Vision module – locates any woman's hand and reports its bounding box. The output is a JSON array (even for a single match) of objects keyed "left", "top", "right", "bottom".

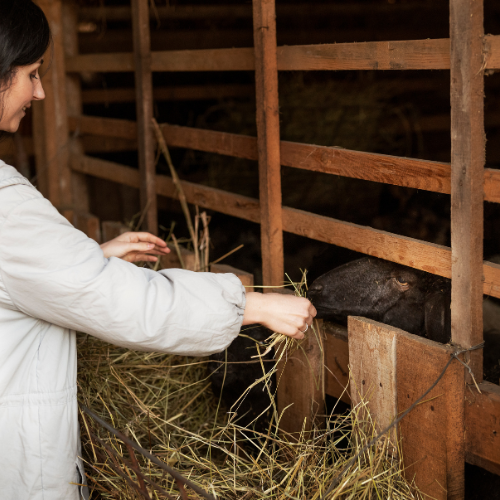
[
  {"left": 100, "top": 232, "right": 170, "bottom": 263},
  {"left": 242, "top": 292, "right": 317, "bottom": 339}
]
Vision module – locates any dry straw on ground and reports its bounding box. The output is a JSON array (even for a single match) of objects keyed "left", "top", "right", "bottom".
[{"left": 77, "top": 332, "right": 423, "bottom": 500}]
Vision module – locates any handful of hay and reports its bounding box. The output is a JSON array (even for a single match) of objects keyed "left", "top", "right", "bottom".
[{"left": 77, "top": 333, "right": 422, "bottom": 499}]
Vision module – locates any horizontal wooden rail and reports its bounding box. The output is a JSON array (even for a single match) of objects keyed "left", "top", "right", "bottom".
[
  {"left": 69, "top": 153, "right": 500, "bottom": 298},
  {"left": 81, "top": 84, "right": 254, "bottom": 104},
  {"left": 66, "top": 35, "right": 500, "bottom": 73},
  {"left": 68, "top": 116, "right": 500, "bottom": 203},
  {"left": 322, "top": 325, "right": 500, "bottom": 477}
]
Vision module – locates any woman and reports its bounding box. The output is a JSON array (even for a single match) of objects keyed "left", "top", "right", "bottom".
[{"left": 0, "top": 1, "right": 316, "bottom": 499}]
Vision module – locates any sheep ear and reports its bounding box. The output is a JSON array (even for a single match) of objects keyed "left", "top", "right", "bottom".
[{"left": 424, "top": 292, "right": 451, "bottom": 344}]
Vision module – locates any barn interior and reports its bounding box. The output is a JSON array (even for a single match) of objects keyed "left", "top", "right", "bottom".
[{"left": 2, "top": 0, "right": 500, "bottom": 498}]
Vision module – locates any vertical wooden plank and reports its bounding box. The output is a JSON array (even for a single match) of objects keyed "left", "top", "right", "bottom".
[
  {"left": 450, "top": 0, "right": 485, "bottom": 381},
  {"left": 131, "top": 0, "right": 157, "bottom": 234},
  {"left": 62, "top": 0, "right": 90, "bottom": 212},
  {"left": 323, "top": 323, "right": 350, "bottom": 405},
  {"left": 277, "top": 318, "right": 324, "bottom": 434},
  {"left": 33, "top": 0, "right": 72, "bottom": 208},
  {"left": 397, "top": 332, "right": 465, "bottom": 500},
  {"left": 348, "top": 318, "right": 398, "bottom": 446},
  {"left": 252, "top": 0, "right": 284, "bottom": 287},
  {"left": 348, "top": 317, "right": 465, "bottom": 500}
]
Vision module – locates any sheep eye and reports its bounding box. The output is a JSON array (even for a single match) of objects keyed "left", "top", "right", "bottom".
[{"left": 394, "top": 277, "right": 410, "bottom": 290}]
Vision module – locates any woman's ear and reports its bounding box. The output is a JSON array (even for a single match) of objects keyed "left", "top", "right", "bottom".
[{"left": 424, "top": 291, "right": 451, "bottom": 344}]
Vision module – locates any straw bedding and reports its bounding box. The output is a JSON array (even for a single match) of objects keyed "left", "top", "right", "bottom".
[{"left": 77, "top": 331, "right": 423, "bottom": 499}]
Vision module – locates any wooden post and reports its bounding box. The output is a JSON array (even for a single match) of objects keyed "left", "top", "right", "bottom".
[
  {"left": 349, "top": 317, "right": 465, "bottom": 500},
  {"left": 131, "top": 0, "right": 157, "bottom": 234},
  {"left": 62, "top": 0, "right": 90, "bottom": 212},
  {"left": 252, "top": 0, "right": 284, "bottom": 288},
  {"left": 449, "top": 0, "right": 485, "bottom": 382},
  {"left": 33, "top": 0, "right": 72, "bottom": 209}
]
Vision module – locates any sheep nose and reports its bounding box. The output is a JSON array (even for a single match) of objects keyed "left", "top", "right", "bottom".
[{"left": 308, "top": 283, "right": 324, "bottom": 296}]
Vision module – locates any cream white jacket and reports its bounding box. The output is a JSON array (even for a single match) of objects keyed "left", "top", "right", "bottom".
[{"left": 0, "top": 161, "right": 245, "bottom": 499}]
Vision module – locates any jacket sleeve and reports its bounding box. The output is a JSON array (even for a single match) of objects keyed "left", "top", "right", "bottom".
[{"left": 0, "top": 195, "right": 246, "bottom": 356}]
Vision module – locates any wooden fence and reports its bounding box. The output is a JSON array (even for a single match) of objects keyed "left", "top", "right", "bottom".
[{"left": 32, "top": 1, "right": 500, "bottom": 498}]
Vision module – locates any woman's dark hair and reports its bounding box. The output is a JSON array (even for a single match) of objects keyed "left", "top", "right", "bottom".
[{"left": 0, "top": 0, "right": 51, "bottom": 130}]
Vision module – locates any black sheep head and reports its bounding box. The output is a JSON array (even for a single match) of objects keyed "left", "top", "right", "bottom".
[{"left": 308, "top": 257, "right": 451, "bottom": 344}]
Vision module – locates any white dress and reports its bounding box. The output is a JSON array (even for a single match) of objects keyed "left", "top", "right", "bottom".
[{"left": 0, "top": 161, "right": 246, "bottom": 499}]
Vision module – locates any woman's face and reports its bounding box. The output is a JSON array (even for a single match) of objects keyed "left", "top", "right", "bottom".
[{"left": 0, "top": 59, "right": 45, "bottom": 133}]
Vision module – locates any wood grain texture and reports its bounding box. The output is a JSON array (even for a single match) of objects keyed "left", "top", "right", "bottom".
[
  {"left": 450, "top": 0, "right": 485, "bottom": 382},
  {"left": 131, "top": 0, "right": 157, "bottom": 233},
  {"left": 69, "top": 154, "right": 500, "bottom": 299},
  {"left": 323, "top": 323, "right": 350, "bottom": 404},
  {"left": 323, "top": 320, "right": 500, "bottom": 475},
  {"left": 210, "top": 263, "right": 254, "bottom": 292},
  {"left": 81, "top": 84, "right": 254, "bottom": 104},
  {"left": 348, "top": 317, "right": 465, "bottom": 499},
  {"left": 64, "top": 35, "right": 500, "bottom": 74},
  {"left": 33, "top": 0, "right": 71, "bottom": 208},
  {"left": 277, "top": 38, "right": 450, "bottom": 71},
  {"left": 348, "top": 318, "right": 398, "bottom": 446},
  {"left": 253, "top": 0, "right": 284, "bottom": 287},
  {"left": 396, "top": 327, "right": 465, "bottom": 499},
  {"left": 62, "top": 2, "right": 89, "bottom": 212},
  {"left": 465, "top": 381, "right": 500, "bottom": 476},
  {"left": 152, "top": 48, "right": 254, "bottom": 72},
  {"left": 68, "top": 116, "right": 500, "bottom": 203},
  {"left": 277, "top": 319, "right": 325, "bottom": 434}
]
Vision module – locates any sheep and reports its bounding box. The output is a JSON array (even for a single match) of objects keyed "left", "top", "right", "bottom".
[{"left": 308, "top": 256, "right": 500, "bottom": 382}]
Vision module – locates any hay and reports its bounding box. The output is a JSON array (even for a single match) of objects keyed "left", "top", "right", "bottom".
[{"left": 77, "top": 333, "right": 423, "bottom": 499}]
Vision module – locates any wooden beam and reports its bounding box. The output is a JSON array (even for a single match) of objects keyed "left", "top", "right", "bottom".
[
  {"left": 450, "top": 0, "right": 485, "bottom": 383},
  {"left": 131, "top": 0, "right": 157, "bottom": 234},
  {"left": 78, "top": 3, "right": 452, "bottom": 23},
  {"left": 81, "top": 84, "right": 254, "bottom": 104},
  {"left": 33, "top": 0, "right": 72, "bottom": 208},
  {"left": 65, "top": 35, "right": 500, "bottom": 74},
  {"left": 253, "top": 0, "right": 284, "bottom": 287},
  {"left": 68, "top": 116, "right": 500, "bottom": 204},
  {"left": 69, "top": 153, "right": 500, "bottom": 300},
  {"left": 62, "top": 1, "right": 89, "bottom": 213}
]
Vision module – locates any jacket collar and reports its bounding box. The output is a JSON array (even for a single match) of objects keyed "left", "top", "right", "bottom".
[{"left": 0, "top": 160, "right": 33, "bottom": 189}]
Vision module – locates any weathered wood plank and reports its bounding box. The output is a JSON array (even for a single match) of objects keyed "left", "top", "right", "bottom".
[
  {"left": 81, "top": 84, "right": 254, "bottom": 104},
  {"left": 62, "top": 1, "right": 89, "bottom": 212},
  {"left": 396, "top": 325, "right": 465, "bottom": 499},
  {"left": 485, "top": 35, "right": 500, "bottom": 70},
  {"left": 348, "top": 318, "right": 398, "bottom": 446},
  {"left": 69, "top": 154, "right": 500, "bottom": 299},
  {"left": 65, "top": 35, "right": 500, "bottom": 73},
  {"left": 277, "top": 318, "right": 325, "bottom": 434},
  {"left": 33, "top": 0, "right": 71, "bottom": 208},
  {"left": 465, "top": 381, "right": 500, "bottom": 476},
  {"left": 253, "top": 0, "right": 284, "bottom": 288},
  {"left": 323, "top": 323, "right": 350, "bottom": 405},
  {"left": 450, "top": 0, "right": 485, "bottom": 383},
  {"left": 152, "top": 48, "right": 254, "bottom": 72},
  {"left": 67, "top": 116, "right": 500, "bottom": 203},
  {"left": 349, "top": 317, "right": 465, "bottom": 499},
  {"left": 131, "top": 0, "right": 157, "bottom": 234},
  {"left": 277, "top": 38, "right": 450, "bottom": 71},
  {"left": 324, "top": 320, "right": 500, "bottom": 476}
]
